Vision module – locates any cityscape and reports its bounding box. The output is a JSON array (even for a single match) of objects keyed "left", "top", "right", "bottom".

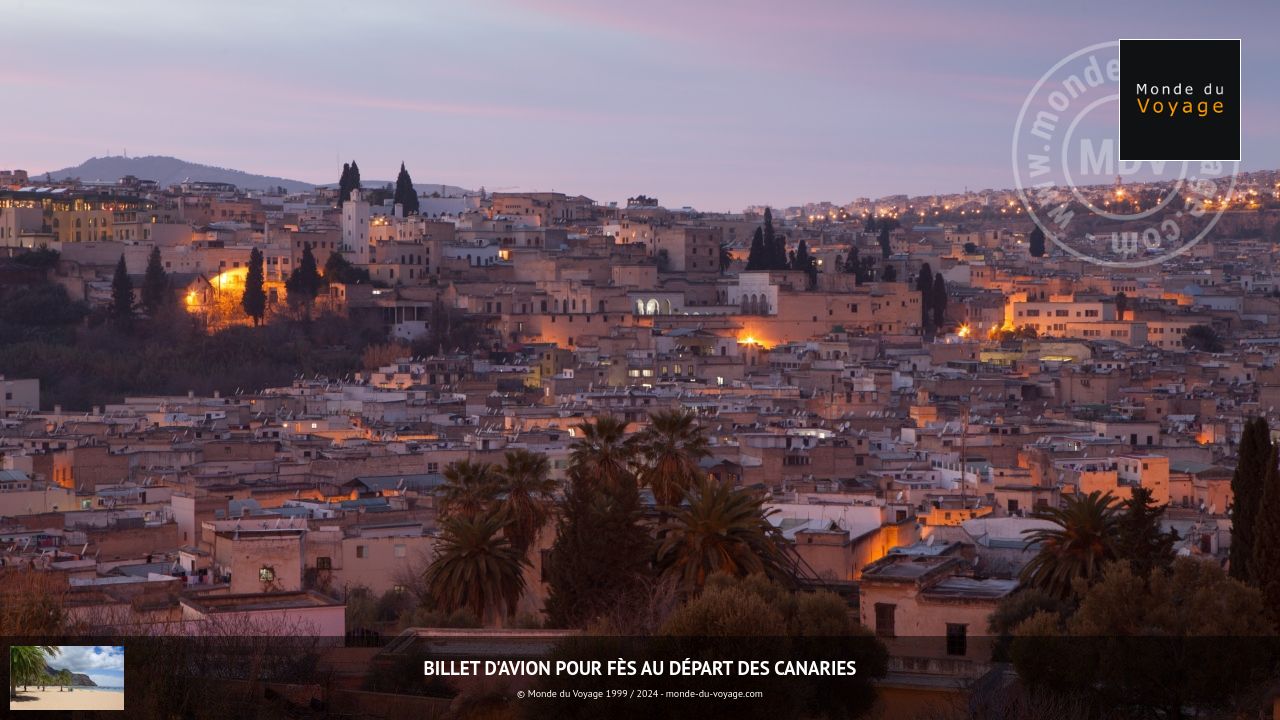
[{"left": 4, "top": 2, "right": 1280, "bottom": 719}]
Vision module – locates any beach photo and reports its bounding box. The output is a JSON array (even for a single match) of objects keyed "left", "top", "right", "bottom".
[{"left": 9, "top": 645, "right": 124, "bottom": 711}]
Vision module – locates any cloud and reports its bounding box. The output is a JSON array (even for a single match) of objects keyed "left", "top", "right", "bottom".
[{"left": 50, "top": 645, "right": 125, "bottom": 685}]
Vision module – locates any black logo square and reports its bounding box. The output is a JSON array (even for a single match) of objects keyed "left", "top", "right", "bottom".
[{"left": 1119, "top": 39, "right": 1240, "bottom": 161}]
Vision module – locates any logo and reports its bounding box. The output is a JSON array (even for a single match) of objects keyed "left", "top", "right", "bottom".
[{"left": 1012, "top": 41, "right": 1240, "bottom": 267}]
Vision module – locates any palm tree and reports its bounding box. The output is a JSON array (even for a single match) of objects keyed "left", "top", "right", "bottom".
[
  {"left": 9, "top": 645, "right": 58, "bottom": 698},
  {"left": 1020, "top": 491, "right": 1121, "bottom": 599},
  {"left": 437, "top": 460, "right": 499, "bottom": 519},
  {"left": 495, "top": 449, "right": 557, "bottom": 554},
  {"left": 568, "top": 416, "right": 637, "bottom": 496},
  {"left": 425, "top": 510, "right": 528, "bottom": 623},
  {"left": 656, "top": 478, "right": 788, "bottom": 593},
  {"left": 635, "top": 409, "right": 710, "bottom": 508},
  {"left": 57, "top": 669, "right": 71, "bottom": 692}
]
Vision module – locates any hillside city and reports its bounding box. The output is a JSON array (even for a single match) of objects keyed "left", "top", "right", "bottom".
[{"left": 3, "top": 161, "right": 1280, "bottom": 717}]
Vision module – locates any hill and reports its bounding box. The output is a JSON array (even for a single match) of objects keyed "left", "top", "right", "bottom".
[
  {"left": 42, "top": 156, "right": 314, "bottom": 193},
  {"left": 43, "top": 664, "right": 97, "bottom": 687},
  {"left": 42, "top": 155, "right": 473, "bottom": 196}
]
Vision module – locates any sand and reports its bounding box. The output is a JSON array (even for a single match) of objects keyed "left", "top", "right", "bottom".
[{"left": 9, "top": 687, "right": 125, "bottom": 711}]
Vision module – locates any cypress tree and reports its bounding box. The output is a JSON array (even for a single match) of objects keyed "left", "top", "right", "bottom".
[
  {"left": 878, "top": 225, "right": 891, "bottom": 259},
  {"left": 285, "top": 242, "right": 323, "bottom": 306},
  {"left": 917, "top": 263, "right": 934, "bottom": 330},
  {"left": 1253, "top": 443, "right": 1280, "bottom": 616},
  {"left": 763, "top": 208, "right": 784, "bottom": 270},
  {"left": 109, "top": 254, "right": 133, "bottom": 321},
  {"left": 141, "top": 245, "right": 169, "bottom": 314},
  {"left": 242, "top": 247, "right": 266, "bottom": 326},
  {"left": 349, "top": 160, "right": 361, "bottom": 195},
  {"left": 746, "top": 227, "right": 765, "bottom": 271},
  {"left": 544, "top": 475, "right": 653, "bottom": 628},
  {"left": 1231, "top": 417, "right": 1272, "bottom": 582},
  {"left": 932, "top": 274, "right": 948, "bottom": 327},
  {"left": 393, "top": 162, "right": 420, "bottom": 215},
  {"left": 882, "top": 263, "right": 898, "bottom": 282},
  {"left": 338, "top": 162, "right": 352, "bottom": 203},
  {"left": 1029, "top": 226, "right": 1046, "bottom": 257}
]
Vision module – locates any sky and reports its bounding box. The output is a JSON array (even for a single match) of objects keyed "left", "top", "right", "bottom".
[
  {"left": 50, "top": 646, "right": 125, "bottom": 687},
  {"left": 3, "top": 0, "right": 1277, "bottom": 210}
]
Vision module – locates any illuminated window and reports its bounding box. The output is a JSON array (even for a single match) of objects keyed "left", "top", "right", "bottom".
[{"left": 259, "top": 566, "right": 275, "bottom": 582}]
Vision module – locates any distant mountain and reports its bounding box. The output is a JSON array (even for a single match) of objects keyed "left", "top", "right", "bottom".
[
  {"left": 43, "top": 156, "right": 314, "bottom": 193},
  {"left": 43, "top": 664, "right": 97, "bottom": 687},
  {"left": 43, "top": 155, "right": 473, "bottom": 196}
]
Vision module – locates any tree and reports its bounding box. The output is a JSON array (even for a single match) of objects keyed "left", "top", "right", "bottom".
[
  {"left": 718, "top": 244, "right": 733, "bottom": 274},
  {"left": 1231, "top": 416, "right": 1271, "bottom": 582},
  {"left": 495, "top": 449, "right": 557, "bottom": 555},
  {"left": 1114, "top": 486, "right": 1177, "bottom": 578},
  {"left": 424, "top": 510, "right": 528, "bottom": 622},
  {"left": 931, "top": 273, "right": 948, "bottom": 327},
  {"left": 963, "top": 241, "right": 978, "bottom": 254},
  {"left": 241, "top": 247, "right": 266, "bottom": 326},
  {"left": 1183, "top": 324, "right": 1224, "bottom": 352},
  {"left": 544, "top": 471, "right": 653, "bottom": 628},
  {"left": 656, "top": 478, "right": 790, "bottom": 594},
  {"left": 1011, "top": 560, "right": 1275, "bottom": 719},
  {"left": 323, "top": 250, "right": 371, "bottom": 285},
  {"left": 57, "top": 668, "right": 71, "bottom": 692},
  {"left": 567, "top": 416, "right": 637, "bottom": 496},
  {"left": 1020, "top": 491, "right": 1120, "bottom": 599},
  {"left": 1114, "top": 291, "right": 1128, "bottom": 318},
  {"left": 338, "top": 160, "right": 362, "bottom": 203},
  {"left": 916, "top": 263, "right": 934, "bottom": 330},
  {"left": 10, "top": 646, "right": 58, "bottom": 698},
  {"left": 762, "top": 207, "right": 786, "bottom": 270},
  {"left": 745, "top": 227, "right": 766, "bottom": 271},
  {"left": 881, "top": 263, "right": 897, "bottom": 282},
  {"left": 438, "top": 460, "right": 499, "bottom": 520},
  {"left": 878, "top": 225, "right": 891, "bottom": 259},
  {"left": 1029, "top": 225, "right": 1046, "bottom": 257},
  {"left": 285, "top": 242, "right": 323, "bottom": 306},
  {"left": 635, "top": 409, "right": 709, "bottom": 508},
  {"left": 108, "top": 254, "right": 133, "bottom": 322},
  {"left": 1252, "top": 443, "right": 1280, "bottom": 617},
  {"left": 393, "top": 162, "right": 420, "bottom": 215},
  {"left": 141, "top": 246, "right": 169, "bottom": 314}
]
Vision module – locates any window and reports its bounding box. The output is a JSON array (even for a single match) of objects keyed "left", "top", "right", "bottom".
[
  {"left": 946, "top": 623, "right": 968, "bottom": 656},
  {"left": 356, "top": 545, "right": 366, "bottom": 559},
  {"left": 316, "top": 556, "right": 332, "bottom": 570},
  {"left": 394, "top": 544, "right": 406, "bottom": 558},
  {"left": 259, "top": 566, "right": 275, "bottom": 583},
  {"left": 874, "top": 603, "right": 896, "bottom": 638}
]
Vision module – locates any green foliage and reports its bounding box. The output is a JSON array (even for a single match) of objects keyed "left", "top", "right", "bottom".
[
  {"left": 634, "top": 409, "right": 709, "bottom": 508},
  {"left": 141, "top": 245, "right": 170, "bottom": 314},
  {"left": 963, "top": 241, "right": 978, "bottom": 254},
  {"left": 1252, "top": 443, "right": 1280, "bottom": 618},
  {"left": 1029, "top": 225, "right": 1045, "bottom": 257},
  {"left": 1183, "top": 323, "right": 1224, "bottom": 352},
  {"left": 241, "top": 247, "right": 266, "bottom": 325},
  {"left": 744, "top": 208, "right": 789, "bottom": 271},
  {"left": 656, "top": 478, "right": 789, "bottom": 593},
  {"left": 1231, "top": 416, "right": 1271, "bottom": 582},
  {"left": 285, "top": 242, "right": 323, "bottom": 305},
  {"left": 544, "top": 471, "right": 653, "bottom": 629},
  {"left": 12, "top": 245, "right": 60, "bottom": 269},
  {"left": 9, "top": 645, "right": 59, "bottom": 695},
  {"left": 878, "top": 225, "right": 891, "bottom": 259},
  {"left": 424, "top": 510, "right": 528, "bottom": 622},
  {"left": 931, "top": 273, "right": 947, "bottom": 328},
  {"left": 322, "top": 250, "right": 371, "bottom": 285},
  {"left": 494, "top": 448, "right": 556, "bottom": 554},
  {"left": 338, "top": 160, "right": 361, "bottom": 203},
  {"left": 438, "top": 460, "right": 500, "bottom": 520},
  {"left": 1010, "top": 560, "right": 1278, "bottom": 717},
  {"left": 393, "top": 162, "right": 420, "bottom": 215},
  {"left": 881, "top": 263, "right": 897, "bottom": 282},
  {"left": 109, "top": 253, "right": 133, "bottom": 322},
  {"left": 1114, "top": 486, "right": 1177, "bottom": 578},
  {"left": 1020, "top": 491, "right": 1120, "bottom": 599}
]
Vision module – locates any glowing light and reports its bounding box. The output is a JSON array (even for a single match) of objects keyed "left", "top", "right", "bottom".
[{"left": 957, "top": 324, "right": 972, "bottom": 338}]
